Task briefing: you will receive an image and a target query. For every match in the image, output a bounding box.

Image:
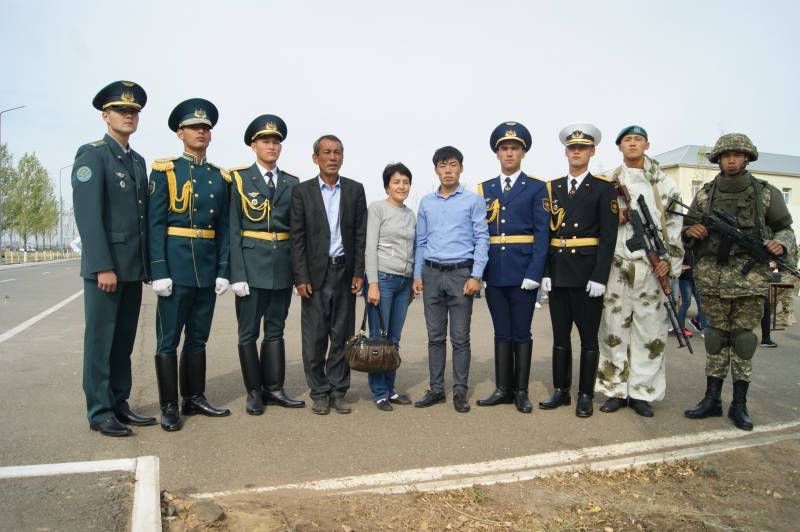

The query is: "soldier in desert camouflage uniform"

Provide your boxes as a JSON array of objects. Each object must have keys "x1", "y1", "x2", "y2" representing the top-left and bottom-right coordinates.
[
  {"x1": 595, "y1": 126, "x2": 684, "y2": 418},
  {"x1": 684, "y1": 133, "x2": 795, "y2": 431}
]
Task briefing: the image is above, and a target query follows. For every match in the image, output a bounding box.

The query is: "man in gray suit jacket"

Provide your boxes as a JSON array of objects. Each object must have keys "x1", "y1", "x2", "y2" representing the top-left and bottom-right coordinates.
[{"x1": 290, "y1": 134, "x2": 367, "y2": 415}]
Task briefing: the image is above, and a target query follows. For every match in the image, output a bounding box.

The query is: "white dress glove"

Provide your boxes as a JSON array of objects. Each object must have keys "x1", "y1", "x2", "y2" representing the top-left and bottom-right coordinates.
[
  {"x1": 520, "y1": 278, "x2": 540, "y2": 290},
  {"x1": 152, "y1": 278, "x2": 173, "y2": 298},
  {"x1": 541, "y1": 277, "x2": 552, "y2": 293},
  {"x1": 232, "y1": 281, "x2": 250, "y2": 298},
  {"x1": 215, "y1": 278, "x2": 230, "y2": 295},
  {"x1": 586, "y1": 280, "x2": 606, "y2": 298}
]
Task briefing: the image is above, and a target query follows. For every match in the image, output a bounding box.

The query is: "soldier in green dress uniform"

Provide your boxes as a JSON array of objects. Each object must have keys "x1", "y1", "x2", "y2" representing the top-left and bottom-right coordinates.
[
  {"x1": 229, "y1": 115, "x2": 305, "y2": 414},
  {"x1": 148, "y1": 98, "x2": 232, "y2": 431},
  {"x1": 73, "y1": 80, "x2": 156, "y2": 437}
]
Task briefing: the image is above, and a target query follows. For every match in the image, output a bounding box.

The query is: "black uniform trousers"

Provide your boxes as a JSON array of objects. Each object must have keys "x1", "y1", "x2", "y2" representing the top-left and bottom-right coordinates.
[
  {"x1": 300, "y1": 261, "x2": 354, "y2": 400},
  {"x1": 82, "y1": 279, "x2": 142, "y2": 424},
  {"x1": 235, "y1": 287, "x2": 292, "y2": 344},
  {"x1": 485, "y1": 285, "x2": 537, "y2": 343},
  {"x1": 549, "y1": 287, "x2": 603, "y2": 349},
  {"x1": 155, "y1": 285, "x2": 216, "y2": 355}
]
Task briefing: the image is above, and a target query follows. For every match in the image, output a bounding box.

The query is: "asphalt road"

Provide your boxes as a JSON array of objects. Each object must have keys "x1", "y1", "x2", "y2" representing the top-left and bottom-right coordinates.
[{"x1": 1, "y1": 259, "x2": 798, "y2": 494}]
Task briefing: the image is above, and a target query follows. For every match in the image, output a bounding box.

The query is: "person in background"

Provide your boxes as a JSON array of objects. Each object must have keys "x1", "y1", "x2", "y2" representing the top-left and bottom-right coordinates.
[
  {"x1": 364, "y1": 163, "x2": 416, "y2": 411},
  {"x1": 677, "y1": 248, "x2": 707, "y2": 339}
]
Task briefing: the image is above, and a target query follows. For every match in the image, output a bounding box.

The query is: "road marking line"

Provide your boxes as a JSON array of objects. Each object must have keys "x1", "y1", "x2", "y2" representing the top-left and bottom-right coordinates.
[
  {"x1": 0, "y1": 289, "x2": 83, "y2": 344},
  {"x1": 190, "y1": 420, "x2": 800, "y2": 499},
  {"x1": 0, "y1": 458, "x2": 137, "y2": 479},
  {"x1": 0, "y1": 278, "x2": 15, "y2": 283},
  {"x1": 42, "y1": 271, "x2": 52, "y2": 275}
]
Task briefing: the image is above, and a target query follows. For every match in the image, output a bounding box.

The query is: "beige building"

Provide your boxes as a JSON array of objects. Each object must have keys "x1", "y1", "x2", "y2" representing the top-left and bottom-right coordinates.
[{"x1": 655, "y1": 145, "x2": 800, "y2": 226}]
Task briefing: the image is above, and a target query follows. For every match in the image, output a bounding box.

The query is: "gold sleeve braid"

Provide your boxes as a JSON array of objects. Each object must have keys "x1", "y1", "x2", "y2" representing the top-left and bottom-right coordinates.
[{"x1": 232, "y1": 170, "x2": 270, "y2": 225}]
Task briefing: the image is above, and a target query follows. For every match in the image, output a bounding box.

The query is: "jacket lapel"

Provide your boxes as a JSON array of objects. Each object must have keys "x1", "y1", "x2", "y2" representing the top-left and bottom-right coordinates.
[
  {"x1": 272, "y1": 169, "x2": 290, "y2": 204},
  {"x1": 503, "y1": 172, "x2": 528, "y2": 205},
  {"x1": 248, "y1": 163, "x2": 271, "y2": 199},
  {"x1": 311, "y1": 176, "x2": 330, "y2": 234}
]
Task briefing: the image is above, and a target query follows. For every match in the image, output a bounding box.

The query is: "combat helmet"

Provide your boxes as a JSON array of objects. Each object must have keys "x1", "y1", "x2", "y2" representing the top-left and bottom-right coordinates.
[{"x1": 707, "y1": 133, "x2": 759, "y2": 163}]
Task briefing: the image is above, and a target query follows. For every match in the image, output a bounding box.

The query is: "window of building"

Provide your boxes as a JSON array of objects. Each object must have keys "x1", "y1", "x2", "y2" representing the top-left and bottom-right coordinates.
[
  {"x1": 782, "y1": 188, "x2": 791, "y2": 204},
  {"x1": 691, "y1": 180, "x2": 703, "y2": 198}
]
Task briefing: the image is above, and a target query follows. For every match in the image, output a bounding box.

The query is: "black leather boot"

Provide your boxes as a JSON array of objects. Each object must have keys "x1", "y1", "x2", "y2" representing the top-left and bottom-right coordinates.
[
  {"x1": 477, "y1": 340, "x2": 514, "y2": 406},
  {"x1": 684, "y1": 376, "x2": 723, "y2": 419},
  {"x1": 238, "y1": 343, "x2": 264, "y2": 415},
  {"x1": 729, "y1": 380, "x2": 754, "y2": 431},
  {"x1": 181, "y1": 349, "x2": 231, "y2": 417},
  {"x1": 513, "y1": 341, "x2": 533, "y2": 413},
  {"x1": 261, "y1": 339, "x2": 305, "y2": 408},
  {"x1": 539, "y1": 346, "x2": 572, "y2": 409},
  {"x1": 155, "y1": 354, "x2": 182, "y2": 431},
  {"x1": 575, "y1": 348, "x2": 599, "y2": 418}
]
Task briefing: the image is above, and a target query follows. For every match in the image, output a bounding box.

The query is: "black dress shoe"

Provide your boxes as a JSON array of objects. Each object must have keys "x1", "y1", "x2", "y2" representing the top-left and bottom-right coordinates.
[
  {"x1": 476, "y1": 389, "x2": 514, "y2": 407},
  {"x1": 414, "y1": 390, "x2": 446, "y2": 408},
  {"x1": 182, "y1": 395, "x2": 231, "y2": 417},
  {"x1": 538, "y1": 389, "x2": 571, "y2": 410},
  {"x1": 629, "y1": 398, "x2": 654, "y2": 417},
  {"x1": 376, "y1": 399, "x2": 393, "y2": 411},
  {"x1": 245, "y1": 390, "x2": 265, "y2": 415},
  {"x1": 575, "y1": 393, "x2": 594, "y2": 418},
  {"x1": 263, "y1": 389, "x2": 306, "y2": 408},
  {"x1": 116, "y1": 408, "x2": 157, "y2": 426},
  {"x1": 600, "y1": 397, "x2": 628, "y2": 413},
  {"x1": 389, "y1": 394, "x2": 412, "y2": 405},
  {"x1": 90, "y1": 417, "x2": 133, "y2": 437},
  {"x1": 332, "y1": 396, "x2": 352, "y2": 414},
  {"x1": 453, "y1": 392, "x2": 470, "y2": 413},
  {"x1": 312, "y1": 396, "x2": 330, "y2": 415}
]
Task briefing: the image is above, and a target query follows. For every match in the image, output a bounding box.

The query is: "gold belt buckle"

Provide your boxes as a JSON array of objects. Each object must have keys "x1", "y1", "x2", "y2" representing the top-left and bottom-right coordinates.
[
  {"x1": 499, "y1": 235, "x2": 507, "y2": 244},
  {"x1": 559, "y1": 238, "x2": 567, "y2": 248},
  {"x1": 271, "y1": 232, "x2": 277, "y2": 242},
  {"x1": 196, "y1": 229, "x2": 203, "y2": 238}
]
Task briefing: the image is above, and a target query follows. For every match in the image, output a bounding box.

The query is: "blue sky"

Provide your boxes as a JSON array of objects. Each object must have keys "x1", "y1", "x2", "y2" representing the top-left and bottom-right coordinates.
[{"x1": 1, "y1": 0, "x2": 797, "y2": 208}]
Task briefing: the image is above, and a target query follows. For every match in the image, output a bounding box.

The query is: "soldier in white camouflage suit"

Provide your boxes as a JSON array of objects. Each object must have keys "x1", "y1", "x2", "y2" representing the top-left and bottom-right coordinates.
[
  {"x1": 684, "y1": 133, "x2": 795, "y2": 431},
  {"x1": 595, "y1": 126, "x2": 684, "y2": 418}
]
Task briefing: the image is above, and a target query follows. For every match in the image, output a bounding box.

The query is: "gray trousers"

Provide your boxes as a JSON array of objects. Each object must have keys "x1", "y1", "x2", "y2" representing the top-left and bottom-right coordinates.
[
  {"x1": 300, "y1": 262, "x2": 354, "y2": 400},
  {"x1": 422, "y1": 265, "x2": 474, "y2": 394}
]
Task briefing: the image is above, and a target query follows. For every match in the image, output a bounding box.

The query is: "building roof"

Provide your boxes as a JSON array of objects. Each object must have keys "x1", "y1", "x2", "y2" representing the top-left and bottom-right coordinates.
[{"x1": 655, "y1": 145, "x2": 800, "y2": 176}]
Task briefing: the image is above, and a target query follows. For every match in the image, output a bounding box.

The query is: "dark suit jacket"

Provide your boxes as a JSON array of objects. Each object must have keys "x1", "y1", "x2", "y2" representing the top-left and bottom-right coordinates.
[
  {"x1": 544, "y1": 173, "x2": 618, "y2": 288},
  {"x1": 72, "y1": 133, "x2": 148, "y2": 282},
  {"x1": 229, "y1": 164, "x2": 298, "y2": 290},
  {"x1": 290, "y1": 175, "x2": 367, "y2": 289}
]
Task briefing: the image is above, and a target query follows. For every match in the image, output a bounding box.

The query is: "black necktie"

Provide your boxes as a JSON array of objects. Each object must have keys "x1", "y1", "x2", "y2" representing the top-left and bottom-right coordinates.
[
  {"x1": 504, "y1": 177, "x2": 512, "y2": 193},
  {"x1": 569, "y1": 178, "x2": 577, "y2": 197},
  {"x1": 265, "y1": 171, "x2": 275, "y2": 200}
]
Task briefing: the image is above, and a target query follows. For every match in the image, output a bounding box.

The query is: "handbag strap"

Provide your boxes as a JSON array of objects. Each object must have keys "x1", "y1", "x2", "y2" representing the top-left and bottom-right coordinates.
[{"x1": 360, "y1": 295, "x2": 388, "y2": 336}]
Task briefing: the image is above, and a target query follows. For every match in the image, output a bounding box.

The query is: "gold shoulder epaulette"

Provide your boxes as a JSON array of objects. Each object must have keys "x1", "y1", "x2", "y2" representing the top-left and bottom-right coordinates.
[
  {"x1": 208, "y1": 162, "x2": 232, "y2": 182},
  {"x1": 476, "y1": 183, "x2": 484, "y2": 196},
  {"x1": 593, "y1": 174, "x2": 614, "y2": 183},
  {"x1": 228, "y1": 165, "x2": 251, "y2": 173},
  {"x1": 151, "y1": 157, "x2": 177, "y2": 172},
  {"x1": 526, "y1": 174, "x2": 544, "y2": 182},
  {"x1": 89, "y1": 139, "x2": 106, "y2": 147}
]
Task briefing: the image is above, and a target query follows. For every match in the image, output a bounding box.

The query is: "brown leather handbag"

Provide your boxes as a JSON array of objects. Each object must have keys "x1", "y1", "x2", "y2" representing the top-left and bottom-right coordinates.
[{"x1": 346, "y1": 302, "x2": 401, "y2": 373}]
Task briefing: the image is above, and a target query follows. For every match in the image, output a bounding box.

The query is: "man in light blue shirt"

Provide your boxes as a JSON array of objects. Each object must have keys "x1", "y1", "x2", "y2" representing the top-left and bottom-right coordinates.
[
  {"x1": 412, "y1": 146, "x2": 489, "y2": 413},
  {"x1": 319, "y1": 177, "x2": 344, "y2": 257}
]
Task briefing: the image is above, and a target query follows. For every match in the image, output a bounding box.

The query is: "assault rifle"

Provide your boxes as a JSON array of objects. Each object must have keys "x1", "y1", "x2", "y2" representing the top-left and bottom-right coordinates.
[
  {"x1": 667, "y1": 198, "x2": 800, "y2": 281},
  {"x1": 618, "y1": 186, "x2": 693, "y2": 353}
]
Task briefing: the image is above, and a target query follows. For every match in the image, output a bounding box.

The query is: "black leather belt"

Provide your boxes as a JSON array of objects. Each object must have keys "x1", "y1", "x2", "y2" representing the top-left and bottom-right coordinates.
[
  {"x1": 329, "y1": 255, "x2": 346, "y2": 265},
  {"x1": 424, "y1": 259, "x2": 473, "y2": 271}
]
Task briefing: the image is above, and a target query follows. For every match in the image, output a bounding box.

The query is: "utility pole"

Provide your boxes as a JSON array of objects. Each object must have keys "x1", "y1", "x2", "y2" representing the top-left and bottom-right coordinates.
[{"x1": 58, "y1": 164, "x2": 73, "y2": 251}]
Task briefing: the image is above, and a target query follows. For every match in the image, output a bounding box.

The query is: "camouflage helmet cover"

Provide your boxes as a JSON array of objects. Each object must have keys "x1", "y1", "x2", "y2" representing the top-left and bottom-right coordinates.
[{"x1": 707, "y1": 133, "x2": 759, "y2": 163}]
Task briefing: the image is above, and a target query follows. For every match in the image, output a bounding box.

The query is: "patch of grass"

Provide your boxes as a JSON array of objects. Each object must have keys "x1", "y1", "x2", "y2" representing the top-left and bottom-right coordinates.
[{"x1": 469, "y1": 487, "x2": 492, "y2": 504}]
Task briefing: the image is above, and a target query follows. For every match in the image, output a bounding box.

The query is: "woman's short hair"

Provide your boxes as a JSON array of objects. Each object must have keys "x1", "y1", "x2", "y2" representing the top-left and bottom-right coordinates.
[{"x1": 382, "y1": 162, "x2": 412, "y2": 189}]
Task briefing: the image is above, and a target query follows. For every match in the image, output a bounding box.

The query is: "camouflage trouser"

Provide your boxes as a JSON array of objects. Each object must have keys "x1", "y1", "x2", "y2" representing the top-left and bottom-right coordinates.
[
  {"x1": 777, "y1": 286, "x2": 796, "y2": 325},
  {"x1": 596, "y1": 258, "x2": 668, "y2": 401},
  {"x1": 702, "y1": 295, "x2": 763, "y2": 382}
]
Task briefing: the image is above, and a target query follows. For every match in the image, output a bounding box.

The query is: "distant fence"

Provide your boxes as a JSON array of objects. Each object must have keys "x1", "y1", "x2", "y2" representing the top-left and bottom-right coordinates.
[{"x1": 1, "y1": 250, "x2": 80, "y2": 265}]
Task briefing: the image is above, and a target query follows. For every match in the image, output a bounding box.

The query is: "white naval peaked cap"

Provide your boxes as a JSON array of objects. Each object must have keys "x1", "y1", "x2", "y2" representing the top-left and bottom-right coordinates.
[{"x1": 559, "y1": 123, "x2": 602, "y2": 146}]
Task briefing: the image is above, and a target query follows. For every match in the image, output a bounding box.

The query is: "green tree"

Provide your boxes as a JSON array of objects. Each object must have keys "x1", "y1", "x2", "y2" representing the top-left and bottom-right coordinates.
[
  {"x1": 0, "y1": 144, "x2": 16, "y2": 247},
  {"x1": 6, "y1": 153, "x2": 56, "y2": 248}
]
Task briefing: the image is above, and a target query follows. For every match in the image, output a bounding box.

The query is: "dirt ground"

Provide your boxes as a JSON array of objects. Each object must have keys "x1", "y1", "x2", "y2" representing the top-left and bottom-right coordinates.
[{"x1": 162, "y1": 439, "x2": 799, "y2": 531}]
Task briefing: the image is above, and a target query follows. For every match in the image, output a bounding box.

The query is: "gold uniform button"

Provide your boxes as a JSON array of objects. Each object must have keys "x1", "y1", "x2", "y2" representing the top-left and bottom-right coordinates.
[
  {"x1": 208, "y1": 180, "x2": 212, "y2": 185},
  {"x1": 190, "y1": 165, "x2": 195, "y2": 169},
  {"x1": 210, "y1": 209, "x2": 214, "y2": 214},
  {"x1": 558, "y1": 249, "x2": 563, "y2": 253},
  {"x1": 501, "y1": 206, "x2": 506, "y2": 211},
  {"x1": 192, "y1": 225, "x2": 197, "y2": 229},
  {"x1": 574, "y1": 222, "x2": 579, "y2": 227},
  {"x1": 571, "y1": 249, "x2": 576, "y2": 254},
  {"x1": 192, "y1": 179, "x2": 196, "y2": 183},
  {"x1": 501, "y1": 246, "x2": 506, "y2": 251},
  {"x1": 572, "y1": 235, "x2": 577, "y2": 239},
  {"x1": 208, "y1": 225, "x2": 212, "y2": 229},
  {"x1": 561, "y1": 223, "x2": 566, "y2": 227},
  {"x1": 193, "y1": 209, "x2": 197, "y2": 213},
  {"x1": 194, "y1": 193, "x2": 199, "y2": 197},
  {"x1": 210, "y1": 193, "x2": 214, "y2": 198},
  {"x1": 500, "y1": 219, "x2": 505, "y2": 223}
]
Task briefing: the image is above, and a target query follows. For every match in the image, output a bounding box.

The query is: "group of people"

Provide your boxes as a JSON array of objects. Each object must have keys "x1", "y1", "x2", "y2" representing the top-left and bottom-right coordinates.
[{"x1": 74, "y1": 80, "x2": 794, "y2": 439}]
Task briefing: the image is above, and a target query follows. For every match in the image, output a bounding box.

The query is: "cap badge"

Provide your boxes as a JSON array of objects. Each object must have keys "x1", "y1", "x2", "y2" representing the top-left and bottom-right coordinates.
[
  {"x1": 194, "y1": 109, "x2": 207, "y2": 119},
  {"x1": 571, "y1": 131, "x2": 584, "y2": 139},
  {"x1": 121, "y1": 81, "x2": 135, "y2": 87},
  {"x1": 265, "y1": 122, "x2": 277, "y2": 132},
  {"x1": 505, "y1": 129, "x2": 517, "y2": 137},
  {"x1": 121, "y1": 91, "x2": 135, "y2": 103}
]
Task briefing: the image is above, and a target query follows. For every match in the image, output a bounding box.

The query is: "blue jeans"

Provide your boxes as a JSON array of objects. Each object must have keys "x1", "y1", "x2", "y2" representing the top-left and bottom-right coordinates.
[
  {"x1": 678, "y1": 278, "x2": 708, "y2": 330},
  {"x1": 364, "y1": 272, "x2": 412, "y2": 401}
]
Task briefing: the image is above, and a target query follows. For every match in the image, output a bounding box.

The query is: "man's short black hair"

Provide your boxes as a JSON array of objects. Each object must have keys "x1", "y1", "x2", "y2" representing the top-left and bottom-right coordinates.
[
  {"x1": 382, "y1": 162, "x2": 412, "y2": 189},
  {"x1": 432, "y1": 146, "x2": 463, "y2": 166},
  {"x1": 313, "y1": 134, "x2": 343, "y2": 155}
]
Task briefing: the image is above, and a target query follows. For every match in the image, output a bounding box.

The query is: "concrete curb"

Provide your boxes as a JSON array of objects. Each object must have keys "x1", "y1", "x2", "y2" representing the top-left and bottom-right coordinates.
[
  {"x1": 0, "y1": 455, "x2": 161, "y2": 532},
  {"x1": 0, "y1": 258, "x2": 80, "y2": 271}
]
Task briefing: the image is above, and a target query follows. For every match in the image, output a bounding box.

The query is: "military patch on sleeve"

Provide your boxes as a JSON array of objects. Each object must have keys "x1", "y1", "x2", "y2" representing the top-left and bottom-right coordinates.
[
  {"x1": 542, "y1": 198, "x2": 551, "y2": 212},
  {"x1": 611, "y1": 199, "x2": 619, "y2": 214},
  {"x1": 148, "y1": 180, "x2": 156, "y2": 195},
  {"x1": 76, "y1": 166, "x2": 92, "y2": 182}
]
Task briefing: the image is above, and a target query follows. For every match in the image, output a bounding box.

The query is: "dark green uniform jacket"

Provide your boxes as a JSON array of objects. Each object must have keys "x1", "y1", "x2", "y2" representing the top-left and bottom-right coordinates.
[
  {"x1": 229, "y1": 164, "x2": 298, "y2": 290},
  {"x1": 148, "y1": 155, "x2": 231, "y2": 287},
  {"x1": 72, "y1": 133, "x2": 148, "y2": 281}
]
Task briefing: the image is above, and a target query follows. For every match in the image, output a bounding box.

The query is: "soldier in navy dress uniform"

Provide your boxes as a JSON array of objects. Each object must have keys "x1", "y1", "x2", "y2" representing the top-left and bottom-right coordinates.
[
  {"x1": 73, "y1": 80, "x2": 155, "y2": 437},
  {"x1": 539, "y1": 124, "x2": 618, "y2": 417},
  {"x1": 148, "y1": 98, "x2": 232, "y2": 431},
  {"x1": 229, "y1": 115, "x2": 305, "y2": 415},
  {"x1": 475, "y1": 122, "x2": 550, "y2": 413}
]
